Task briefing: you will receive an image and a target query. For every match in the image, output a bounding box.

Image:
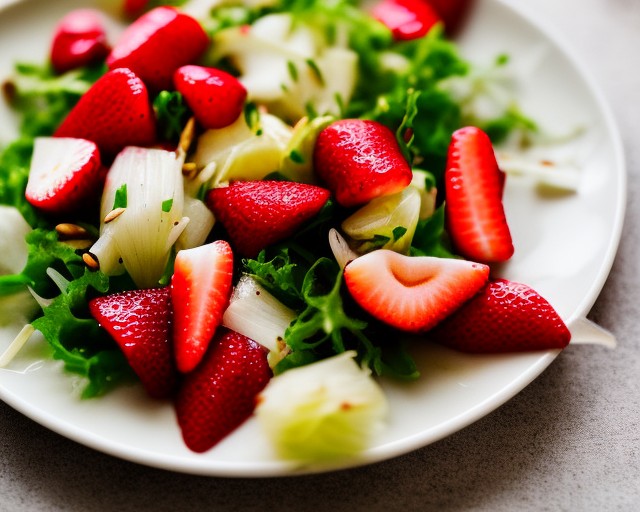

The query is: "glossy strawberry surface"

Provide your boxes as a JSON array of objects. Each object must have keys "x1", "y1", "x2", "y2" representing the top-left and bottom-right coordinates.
[
  {"x1": 175, "y1": 329, "x2": 272, "y2": 453},
  {"x1": 89, "y1": 287, "x2": 177, "y2": 399},
  {"x1": 206, "y1": 180, "x2": 331, "y2": 258},
  {"x1": 427, "y1": 278, "x2": 571, "y2": 352},
  {"x1": 372, "y1": 0, "x2": 441, "y2": 41}
]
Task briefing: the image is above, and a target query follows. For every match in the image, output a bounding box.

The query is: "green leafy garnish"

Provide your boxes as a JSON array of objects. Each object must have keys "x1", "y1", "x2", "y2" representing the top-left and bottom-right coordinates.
[
  {"x1": 153, "y1": 90, "x2": 190, "y2": 142},
  {"x1": 112, "y1": 184, "x2": 128, "y2": 210}
]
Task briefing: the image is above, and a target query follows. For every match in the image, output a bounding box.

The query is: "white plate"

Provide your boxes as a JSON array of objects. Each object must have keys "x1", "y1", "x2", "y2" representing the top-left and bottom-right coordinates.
[{"x1": 0, "y1": 0, "x2": 626, "y2": 476}]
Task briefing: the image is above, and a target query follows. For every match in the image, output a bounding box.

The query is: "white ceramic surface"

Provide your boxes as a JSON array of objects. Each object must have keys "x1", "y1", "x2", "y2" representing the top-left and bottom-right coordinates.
[{"x1": 0, "y1": 0, "x2": 626, "y2": 476}]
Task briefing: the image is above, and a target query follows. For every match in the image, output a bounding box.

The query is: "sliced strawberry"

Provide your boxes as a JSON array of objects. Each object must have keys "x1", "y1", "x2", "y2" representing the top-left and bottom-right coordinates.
[
  {"x1": 25, "y1": 137, "x2": 105, "y2": 215},
  {"x1": 89, "y1": 287, "x2": 177, "y2": 399},
  {"x1": 427, "y1": 278, "x2": 571, "y2": 352},
  {"x1": 175, "y1": 328, "x2": 272, "y2": 453},
  {"x1": 372, "y1": 0, "x2": 441, "y2": 41},
  {"x1": 344, "y1": 250, "x2": 489, "y2": 333},
  {"x1": 107, "y1": 6, "x2": 210, "y2": 91},
  {"x1": 173, "y1": 65, "x2": 247, "y2": 130},
  {"x1": 171, "y1": 240, "x2": 234, "y2": 374},
  {"x1": 314, "y1": 119, "x2": 413, "y2": 208},
  {"x1": 50, "y1": 9, "x2": 110, "y2": 74},
  {"x1": 54, "y1": 68, "x2": 156, "y2": 157},
  {"x1": 444, "y1": 126, "x2": 514, "y2": 263},
  {"x1": 205, "y1": 180, "x2": 331, "y2": 258}
]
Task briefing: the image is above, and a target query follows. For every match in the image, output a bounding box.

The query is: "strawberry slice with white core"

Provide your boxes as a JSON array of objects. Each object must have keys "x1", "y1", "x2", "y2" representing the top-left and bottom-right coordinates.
[
  {"x1": 444, "y1": 126, "x2": 514, "y2": 263},
  {"x1": 25, "y1": 136, "x2": 104, "y2": 215},
  {"x1": 171, "y1": 240, "x2": 234, "y2": 373},
  {"x1": 344, "y1": 250, "x2": 489, "y2": 333}
]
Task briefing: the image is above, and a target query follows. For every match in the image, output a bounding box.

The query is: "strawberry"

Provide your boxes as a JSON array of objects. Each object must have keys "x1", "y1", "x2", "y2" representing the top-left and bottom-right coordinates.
[
  {"x1": 107, "y1": 6, "x2": 210, "y2": 92},
  {"x1": 123, "y1": 0, "x2": 150, "y2": 18},
  {"x1": 173, "y1": 65, "x2": 247, "y2": 130},
  {"x1": 89, "y1": 287, "x2": 177, "y2": 399},
  {"x1": 427, "y1": 278, "x2": 571, "y2": 352},
  {"x1": 175, "y1": 328, "x2": 272, "y2": 453},
  {"x1": 205, "y1": 180, "x2": 331, "y2": 258},
  {"x1": 171, "y1": 240, "x2": 234, "y2": 374},
  {"x1": 25, "y1": 137, "x2": 105, "y2": 215},
  {"x1": 444, "y1": 126, "x2": 514, "y2": 263},
  {"x1": 313, "y1": 119, "x2": 413, "y2": 208},
  {"x1": 54, "y1": 67, "x2": 156, "y2": 157},
  {"x1": 344, "y1": 250, "x2": 489, "y2": 333},
  {"x1": 50, "y1": 9, "x2": 110, "y2": 74},
  {"x1": 429, "y1": 0, "x2": 475, "y2": 34},
  {"x1": 372, "y1": 0, "x2": 441, "y2": 41}
]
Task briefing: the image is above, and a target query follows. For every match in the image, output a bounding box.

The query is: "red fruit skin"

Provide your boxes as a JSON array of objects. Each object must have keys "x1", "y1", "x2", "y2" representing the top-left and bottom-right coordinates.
[
  {"x1": 314, "y1": 119, "x2": 413, "y2": 208},
  {"x1": 50, "y1": 9, "x2": 110, "y2": 74},
  {"x1": 205, "y1": 180, "x2": 331, "y2": 258},
  {"x1": 107, "y1": 7, "x2": 210, "y2": 91},
  {"x1": 89, "y1": 287, "x2": 177, "y2": 399},
  {"x1": 123, "y1": 0, "x2": 150, "y2": 18},
  {"x1": 427, "y1": 278, "x2": 571, "y2": 353},
  {"x1": 444, "y1": 126, "x2": 514, "y2": 263},
  {"x1": 372, "y1": 0, "x2": 441, "y2": 41},
  {"x1": 171, "y1": 241, "x2": 235, "y2": 374},
  {"x1": 174, "y1": 65, "x2": 247, "y2": 129},
  {"x1": 175, "y1": 329, "x2": 272, "y2": 453},
  {"x1": 429, "y1": 0, "x2": 475, "y2": 34},
  {"x1": 25, "y1": 138, "x2": 106, "y2": 215},
  {"x1": 54, "y1": 67, "x2": 156, "y2": 157}
]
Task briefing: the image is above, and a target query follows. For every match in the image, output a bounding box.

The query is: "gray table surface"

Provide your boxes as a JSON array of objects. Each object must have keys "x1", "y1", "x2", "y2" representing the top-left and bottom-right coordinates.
[{"x1": 1, "y1": 0, "x2": 639, "y2": 511}]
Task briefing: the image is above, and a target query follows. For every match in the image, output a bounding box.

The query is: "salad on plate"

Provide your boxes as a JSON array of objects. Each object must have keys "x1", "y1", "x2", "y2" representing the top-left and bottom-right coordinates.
[{"x1": 0, "y1": 0, "x2": 589, "y2": 463}]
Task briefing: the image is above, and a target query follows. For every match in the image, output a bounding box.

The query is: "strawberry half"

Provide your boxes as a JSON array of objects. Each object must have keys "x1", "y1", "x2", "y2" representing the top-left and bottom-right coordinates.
[
  {"x1": 107, "y1": 6, "x2": 210, "y2": 92},
  {"x1": 372, "y1": 0, "x2": 441, "y2": 41},
  {"x1": 444, "y1": 126, "x2": 514, "y2": 263},
  {"x1": 54, "y1": 67, "x2": 156, "y2": 157},
  {"x1": 314, "y1": 119, "x2": 413, "y2": 208},
  {"x1": 427, "y1": 278, "x2": 571, "y2": 352},
  {"x1": 171, "y1": 240, "x2": 234, "y2": 374},
  {"x1": 50, "y1": 9, "x2": 110, "y2": 74},
  {"x1": 174, "y1": 65, "x2": 247, "y2": 130},
  {"x1": 344, "y1": 250, "x2": 489, "y2": 333},
  {"x1": 89, "y1": 287, "x2": 177, "y2": 399},
  {"x1": 175, "y1": 328, "x2": 272, "y2": 453},
  {"x1": 205, "y1": 180, "x2": 331, "y2": 258},
  {"x1": 25, "y1": 137, "x2": 105, "y2": 215}
]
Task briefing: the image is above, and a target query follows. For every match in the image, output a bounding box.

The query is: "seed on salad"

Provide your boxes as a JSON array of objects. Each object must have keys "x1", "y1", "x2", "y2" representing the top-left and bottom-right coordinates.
[
  {"x1": 178, "y1": 116, "x2": 196, "y2": 154},
  {"x1": 55, "y1": 223, "x2": 90, "y2": 240},
  {"x1": 82, "y1": 252, "x2": 100, "y2": 270},
  {"x1": 182, "y1": 161, "x2": 197, "y2": 177},
  {"x1": 62, "y1": 239, "x2": 94, "y2": 250},
  {"x1": 104, "y1": 207, "x2": 126, "y2": 224}
]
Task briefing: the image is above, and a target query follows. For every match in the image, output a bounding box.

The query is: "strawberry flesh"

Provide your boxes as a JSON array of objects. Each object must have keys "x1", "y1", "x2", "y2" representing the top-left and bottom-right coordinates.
[
  {"x1": 25, "y1": 137, "x2": 105, "y2": 215},
  {"x1": 54, "y1": 67, "x2": 156, "y2": 157},
  {"x1": 372, "y1": 0, "x2": 441, "y2": 41},
  {"x1": 427, "y1": 278, "x2": 571, "y2": 352},
  {"x1": 171, "y1": 241, "x2": 235, "y2": 374},
  {"x1": 174, "y1": 65, "x2": 247, "y2": 130},
  {"x1": 444, "y1": 126, "x2": 514, "y2": 263},
  {"x1": 175, "y1": 329, "x2": 272, "y2": 453},
  {"x1": 314, "y1": 119, "x2": 413, "y2": 208},
  {"x1": 205, "y1": 180, "x2": 331, "y2": 258},
  {"x1": 50, "y1": 9, "x2": 110, "y2": 74},
  {"x1": 107, "y1": 6, "x2": 210, "y2": 92},
  {"x1": 89, "y1": 287, "x2": 177, "y2": 399},
  {"x1": 344, "y1": 250, "x2": 489, "y2": 333}
]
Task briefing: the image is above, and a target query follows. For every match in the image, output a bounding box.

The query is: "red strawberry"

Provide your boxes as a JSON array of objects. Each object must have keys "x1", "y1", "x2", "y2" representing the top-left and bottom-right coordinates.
[
  {"x1": 175, "y1": 328, "x2": 272, "y2": 453},
  {"x1": 314, "y1": 119, "x2": 413, "y2": 208},
  {"x1": 372, "y1": 0, "x2": 441, "y2": 41},
  {"x1": 173, "y1": 65, "x2": 247, "y2": 130},
  {"x1": 123, "y1": 0, "x2": 150, "y2": 18},
  {"x1": 344, "y1": 250, "x2": 489, "y2": 333},
  {"x1": 427, "y1": 278, "x2": 571, "y2": 352},
  {"x1": 54, "y1": 67, "x2": 156, "y2": 157},
  {"x1": 444, "y1": 126, "x2": 514, "y2": 263},
  {"x1": 50, "y1": 9, "x2": 110, "y2": 74},
  {"x1": 171, "y1": 240, "x2": 234, "y2": 374},
  {"x1": 107, "y1": 6, "x2": 210, "y2": 91},
  {"x1": 205, "y1": 180, "x2": 331, "y2": 258},
  {"x1": 89, "y1": 287, "x2": 177, "y2": 399},
  {"x1": 429, "y1": 0, "x2": 475, "y2": 34},
  {"x1": 25, "y1": 137, "x2": 105, "y2": 215}
]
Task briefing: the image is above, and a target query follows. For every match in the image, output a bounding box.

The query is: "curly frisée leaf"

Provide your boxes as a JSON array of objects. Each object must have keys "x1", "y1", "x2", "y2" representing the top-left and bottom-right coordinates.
[{"x1": 255, "y1": 351, "x2": 388, "y2": 461}]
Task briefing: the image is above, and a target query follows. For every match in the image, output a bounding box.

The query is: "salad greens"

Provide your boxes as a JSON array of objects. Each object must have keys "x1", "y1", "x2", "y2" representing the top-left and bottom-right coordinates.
[{"x1": 0, "y1": 0, "x2": 536, "y2": 397}]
